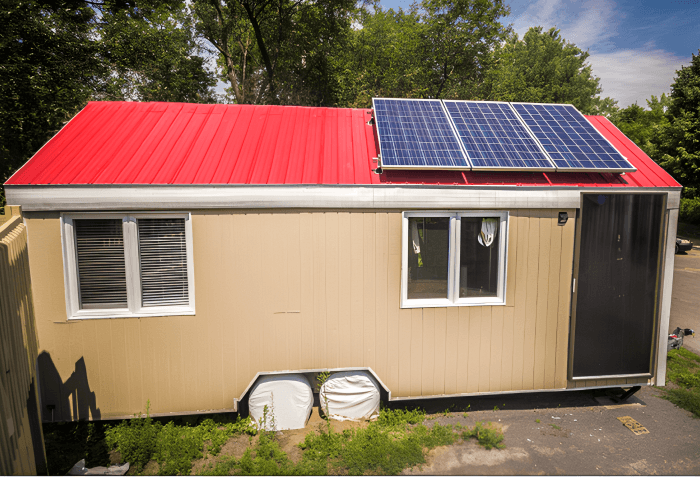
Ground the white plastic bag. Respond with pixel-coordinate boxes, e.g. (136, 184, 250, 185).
(319, 371, 381, 421)
(248, 374, 313, 431)
(478, 217, 499, 247)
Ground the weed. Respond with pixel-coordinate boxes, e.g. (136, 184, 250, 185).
(43, 420, 110, 475)
(549, 423, 561, 430)
(461, 421, 506, 450)
(375, 406, 425, 429)
(463, 412, 469, 418)
(316, 371, 331, 391)
(660, 348, 700, 418)
(662, 388, 700, 418)
(105, 401, 161, 471)
(105, 401, 254, 474)
(535, 419, 540, 423)
(493, 405, 499, 411)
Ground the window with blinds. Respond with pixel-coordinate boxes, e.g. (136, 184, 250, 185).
(63, 213, 194, 319)
(138, 218, 189, 307)
(74, 219, 128, 309)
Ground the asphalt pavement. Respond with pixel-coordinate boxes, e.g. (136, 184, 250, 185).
(398, 387, 700, 475)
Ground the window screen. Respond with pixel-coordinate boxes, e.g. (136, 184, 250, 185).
(137, 218, 189, 307)
(74, 218, 128, 309)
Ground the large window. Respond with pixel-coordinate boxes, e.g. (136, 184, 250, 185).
(401, 211, 508, 308)
(61, 213, 195, 319)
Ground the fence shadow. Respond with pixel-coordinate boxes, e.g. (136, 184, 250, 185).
(38, 352, 100, 422)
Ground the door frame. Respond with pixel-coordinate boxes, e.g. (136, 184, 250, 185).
(567, 191, 669, 381)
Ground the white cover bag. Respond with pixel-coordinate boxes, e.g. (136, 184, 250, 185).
(248, 374, 313, 431)
(320, 371, 381, 421)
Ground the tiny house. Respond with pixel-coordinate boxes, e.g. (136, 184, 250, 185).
(4, 99, 681, 422)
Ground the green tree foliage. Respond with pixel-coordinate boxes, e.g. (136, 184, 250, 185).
(192, 0, 354, 105)
(659, 50, 700, 199)
(98, 1, 217, 102)
(482, 27, 613, 114)
(0, 0, 216, 204)
(0, 0, 102, 189)
(335, 0, 511, 108)
(609, 94, 670, 161)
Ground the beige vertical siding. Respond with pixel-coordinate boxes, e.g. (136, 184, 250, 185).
(0, 206, 46, 475)
(26, 208, 578, 420)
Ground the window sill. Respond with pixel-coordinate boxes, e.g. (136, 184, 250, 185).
(67, 307, 196, 320)
(400, 299, 506, 309)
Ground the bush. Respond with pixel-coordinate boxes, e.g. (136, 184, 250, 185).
(105, 409, 161, 471)
(461, 421, 505, 450)
(680, 197, 700, 225)
(104, 402, 254, 474)
(375, 406, 425, 429)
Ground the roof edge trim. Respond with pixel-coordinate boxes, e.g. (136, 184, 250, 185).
(6, 185, 681, 212)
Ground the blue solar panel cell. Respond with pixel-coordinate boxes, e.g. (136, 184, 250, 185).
(444, 101, 555, 170)
(372, 98, 470, 169)
(511, 103, 635, 171)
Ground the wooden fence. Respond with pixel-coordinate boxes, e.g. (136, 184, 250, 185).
(0, 205, 46, 475)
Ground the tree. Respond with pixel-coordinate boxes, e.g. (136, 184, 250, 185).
(659, 50, 700, 199)
(481, 27, 612, 114)
(418, 0, 511, 100)
(609, 94, 670, 162)
(333, 4, 425, 107)
(0, 0, 103, 196)
(335, 0, 511, 108)
(192, 0, 354, 105)
(98, 2, 218, 103)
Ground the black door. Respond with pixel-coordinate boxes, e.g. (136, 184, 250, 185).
(571, 193, 666, 378)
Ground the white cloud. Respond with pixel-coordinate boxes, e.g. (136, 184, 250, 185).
(588, 48, 689, 108)
(509, 0, 619, 49)
(507, 0, 689, 108)
(564, 0, 619, 49)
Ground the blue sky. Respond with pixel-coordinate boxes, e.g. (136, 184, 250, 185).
(381, 0, 700, 108)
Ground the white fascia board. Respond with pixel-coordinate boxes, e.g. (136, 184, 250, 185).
(6, 184, 681, 212)
(656, 207, 679, 385)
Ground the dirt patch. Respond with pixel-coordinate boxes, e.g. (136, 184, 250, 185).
(402, 440, 529, 475)
(127, 460, 159, 475)
(190, 434, 257, 475)
(189, 408, 373, 471)
(539, 425, 569, 438)
(109, 450, 122, 465)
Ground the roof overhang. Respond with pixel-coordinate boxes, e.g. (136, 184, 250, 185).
(6, 184, 681, 212)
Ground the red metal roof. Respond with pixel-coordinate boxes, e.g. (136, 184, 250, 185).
(5, 101, 680, 188)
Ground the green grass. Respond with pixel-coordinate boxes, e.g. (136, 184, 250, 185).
(102, 402, 255, 474)
(660, 348, 700, 418)
(201, 407, 505, 476)
(461, 422, 506, 450)
(48, 403, 506, 476)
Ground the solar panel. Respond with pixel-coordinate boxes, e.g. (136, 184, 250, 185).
(511, 103, 636, 172)
(443, 100, 555, 171)
(372, 98, 470, 169)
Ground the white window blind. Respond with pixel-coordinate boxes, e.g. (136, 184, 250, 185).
(63, 213, 194, 319)
(74, 218, 128, 309)
(137, 218, 189, 307)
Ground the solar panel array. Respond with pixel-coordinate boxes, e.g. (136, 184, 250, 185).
(511, 103, 635, 171)
(372, 98, 468, 169)
(372, 98, 636, 173)
(443, 100, 554, 170)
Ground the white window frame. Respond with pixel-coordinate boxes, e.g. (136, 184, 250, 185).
(401, 210, 509, 308)
(61, 212, 195, 320)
